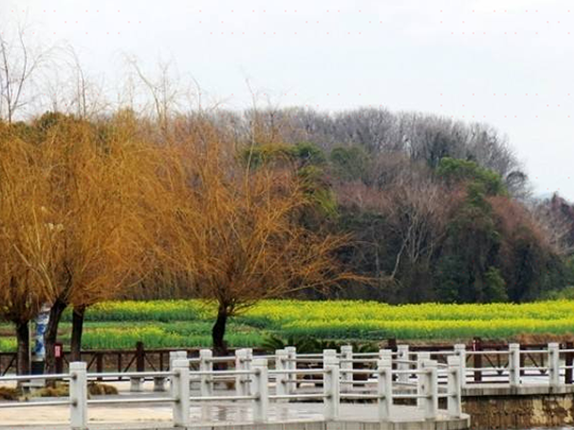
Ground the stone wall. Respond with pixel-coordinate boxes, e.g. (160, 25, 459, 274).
(464, 393, 574, 429)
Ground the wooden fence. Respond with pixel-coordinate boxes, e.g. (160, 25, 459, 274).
(2, 337, 573, 383)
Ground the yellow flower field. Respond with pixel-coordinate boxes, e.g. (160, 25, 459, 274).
(1, 299, 573, 351)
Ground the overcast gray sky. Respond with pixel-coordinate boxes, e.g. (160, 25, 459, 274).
(2, 0, 573, 199)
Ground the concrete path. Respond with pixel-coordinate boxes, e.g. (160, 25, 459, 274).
(0, 402, 468, 430)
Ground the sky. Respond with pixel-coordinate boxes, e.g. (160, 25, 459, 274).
(2, 0, 573, 200)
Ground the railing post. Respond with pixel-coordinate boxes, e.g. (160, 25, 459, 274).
(447, 356, 462, 418)
(130, 342, 146, 392)
(519, 344, 526, 377)
(397, 345, 409, 384)
(509, 343, 521, 387)
(323, 348, 337, 385)
(472, 338, 482, 383)
(199, 349, 213, 396)
(454, 344, 466, 387)
(379, 349, 393, 382)
(69, 362, 88, 430)
(169, 351, 187, 390)
(421, 359, 438, 421)
(416, 351, 430, 409)
(235, 348, 246, 396)
(377, 358, 393, 421)
(96, 353, 103, 382)
(275, 349, 288, 400)
(136, 341, 145, 371)
(244, 348, 253, 396)
(171, 358, 190, 428)
(252, 358, 269, 423)
(548, 342, 561, 388)
(566, 342, 574, 384)
(323, 348, 337, 360)
(340, 345, 353, 393)
(379, 349, 393, 361)
(285, 346, 296, 394)
(171, 351, 189, 391)
(156, 351, 184, 393)
(323, 350, 340, 420)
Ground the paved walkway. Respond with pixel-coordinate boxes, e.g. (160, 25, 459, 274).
(0, 402, 461, 429)
(0, 379, 472, 430)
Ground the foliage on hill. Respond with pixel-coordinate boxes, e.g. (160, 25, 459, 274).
(209, 107, 572, 305)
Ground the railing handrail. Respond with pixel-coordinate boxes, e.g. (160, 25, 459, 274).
(88, 371, 173, 379)
(0, 373, 71, 382)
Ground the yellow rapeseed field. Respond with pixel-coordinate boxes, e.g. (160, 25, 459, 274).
(2, 300, 574, 351)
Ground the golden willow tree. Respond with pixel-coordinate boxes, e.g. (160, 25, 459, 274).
(155, 119, 351, 354)
(0, 112, 161, 373)
(0, 123, 56, 375)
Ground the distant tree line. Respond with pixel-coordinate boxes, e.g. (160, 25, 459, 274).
(199, 107, 574, 304)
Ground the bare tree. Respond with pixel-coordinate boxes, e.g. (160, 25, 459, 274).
(126, 56, 185, 134)
(336, 173, 455, 281)
(0, 23, 51, 122)
(528, 195, 574, 256)
(65, 47, 109, 119)
(382, 179, 456, 279)
(40, 46, 109, 119)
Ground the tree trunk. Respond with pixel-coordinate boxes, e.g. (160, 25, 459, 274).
(15, 321, 30, 375)
(44, 297, 67, 374)
(70, 306, 86, 362)
(211, 307, 228, 356)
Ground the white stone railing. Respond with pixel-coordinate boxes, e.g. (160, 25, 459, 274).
(3, 342, 572, 429)
(0, 348, 463, 429)
(443, 342, 569, 388)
